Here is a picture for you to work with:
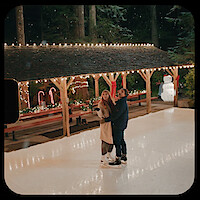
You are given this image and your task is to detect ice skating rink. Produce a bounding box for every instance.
[4,108,195,195]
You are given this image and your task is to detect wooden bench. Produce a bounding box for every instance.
[4,110,93,141]
[20,101,95,122]
[127,93,145,100]
[127,96,158,106]
[20,103,89,121]
[19,94,143,121]
[20,107,63,120]
[5,96,158,141]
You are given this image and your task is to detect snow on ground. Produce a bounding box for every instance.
[4,107,195,195]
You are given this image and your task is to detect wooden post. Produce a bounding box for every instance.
[59,84,67,136]
[18,82,21,113]
[121,72,127,89]
[145,70,151,114]
[50,77,74,137]
[94,75,99,98]
[173,68,178,107]
[166,67,179,107]
[109,73,114,97]
[138,69,154,114]
[60,78,70,137]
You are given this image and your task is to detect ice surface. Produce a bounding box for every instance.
[4,108,195,195]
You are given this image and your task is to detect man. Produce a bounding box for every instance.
[105,88,129,165]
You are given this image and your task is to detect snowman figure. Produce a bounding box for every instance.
[161,75,175,102]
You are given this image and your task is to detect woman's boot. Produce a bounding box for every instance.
[106,152,115,162]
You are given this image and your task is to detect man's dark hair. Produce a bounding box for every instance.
[122,88,128,97]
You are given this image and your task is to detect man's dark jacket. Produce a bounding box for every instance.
[111,96,128,130]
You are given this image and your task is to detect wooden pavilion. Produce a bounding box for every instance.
[4,43,194,137]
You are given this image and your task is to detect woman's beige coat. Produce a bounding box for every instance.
[97,101,113,144]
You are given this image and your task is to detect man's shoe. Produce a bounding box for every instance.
[109,157,121,165]
[121,154,127,164]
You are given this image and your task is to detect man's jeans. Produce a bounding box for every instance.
[112,125,127,157]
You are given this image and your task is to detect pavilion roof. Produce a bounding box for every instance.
[4,43,175,81]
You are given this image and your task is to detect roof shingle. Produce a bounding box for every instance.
[4,45,175,81]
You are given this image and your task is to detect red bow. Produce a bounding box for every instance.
[176,75,180,88]
[111,81,117,98]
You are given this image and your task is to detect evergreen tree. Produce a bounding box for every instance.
[165,6,194,64]
[96,5,133,42]
[165,6,195,102]
[41,5,76,43]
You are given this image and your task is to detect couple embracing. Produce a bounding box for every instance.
[95,88,128,166]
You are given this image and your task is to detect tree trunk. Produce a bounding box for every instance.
[74,5,85,40]
[151,5,159,47]
[40,6,44,42]
[15,5,25,45]
[88,5,97,42]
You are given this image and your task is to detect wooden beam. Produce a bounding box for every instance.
[121,72,127,89]
[50,78,62,91]
[138,71,146,81]
[62,78,70,137]
[59,78,67,137]
[138,69,152,113]
[18,83,21,112]
[108,72,114,82]
[94,75,100,97]
[114,73,120,81]
[145,69,151,114]
[139,69,153,113]
[50,77,70,137]
[66,77,74,89]
[56,78,61,86]
[166,68,174,78]
[102,73,112,87]
[170,68,175,75]
[150,69,154,78]
[173,68,178,107]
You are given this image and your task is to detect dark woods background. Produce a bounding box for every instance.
[4,5,195,103]
[4,5,194,51]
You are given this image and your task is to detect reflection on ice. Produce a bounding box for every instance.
[4,108,194,195]
[5,138,194,194]
[165,107,174,113]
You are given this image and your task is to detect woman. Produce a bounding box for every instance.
[96,90,115,165]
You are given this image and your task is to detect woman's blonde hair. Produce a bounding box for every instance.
[100,90,115,110]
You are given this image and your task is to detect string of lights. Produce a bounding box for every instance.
[4,42,155,47]
[17,64,194,86]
